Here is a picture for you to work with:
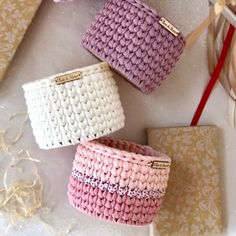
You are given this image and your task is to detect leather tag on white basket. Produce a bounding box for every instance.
[147,125,224,236]
[55,70,81,85]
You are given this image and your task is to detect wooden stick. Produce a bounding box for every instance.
[209,0,236,28]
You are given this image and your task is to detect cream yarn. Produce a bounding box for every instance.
[22,62,125,149]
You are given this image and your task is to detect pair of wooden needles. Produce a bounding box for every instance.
[209,0,236,27]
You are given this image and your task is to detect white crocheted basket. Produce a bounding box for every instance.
[22,62,125,149]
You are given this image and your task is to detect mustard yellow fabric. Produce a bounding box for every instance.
[148,126,223,236]
[0,0,41,82]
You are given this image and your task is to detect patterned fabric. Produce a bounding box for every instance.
[147,126,224,236]
[82,0,185,94]
[23,62,125,149]
[68,137,171,225]
[0,0,41,82]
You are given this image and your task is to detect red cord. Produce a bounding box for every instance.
[191,24,235,126]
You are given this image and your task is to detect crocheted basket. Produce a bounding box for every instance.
[22,62,125,149]
[82,0,185,94]
[68,138,171,225]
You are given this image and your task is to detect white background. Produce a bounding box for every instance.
[0,0,235,235]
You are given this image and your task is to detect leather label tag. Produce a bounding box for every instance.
[151,161,171,169]
[159,17,180,37]
[55,71,81,85]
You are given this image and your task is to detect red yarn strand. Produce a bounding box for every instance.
[191,24,235,126]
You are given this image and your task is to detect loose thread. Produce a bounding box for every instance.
[0,112,43,234]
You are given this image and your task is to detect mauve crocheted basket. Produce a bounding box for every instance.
[22,62,125,149]
[68,138,171,225]
[82,0,185,94]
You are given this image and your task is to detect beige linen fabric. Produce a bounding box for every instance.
[148,126,223,236]
[0,0,41,82]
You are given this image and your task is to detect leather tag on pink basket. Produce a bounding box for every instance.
[147,125,224,236]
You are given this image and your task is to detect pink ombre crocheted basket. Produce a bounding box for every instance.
[82,0,185,94]
[68,138,171,225]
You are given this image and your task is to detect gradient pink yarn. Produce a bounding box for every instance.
[82,0,185,94]
[68,177,164,225]
[68,138,171,225]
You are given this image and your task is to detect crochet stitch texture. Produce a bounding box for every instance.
[68,138,171,225]
[22,63,125,149]
[82,0,185,94]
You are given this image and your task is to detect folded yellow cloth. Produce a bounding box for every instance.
[148,126,224,236]
[0,0,42,82]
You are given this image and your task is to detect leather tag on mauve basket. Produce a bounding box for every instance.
[147,125,224,236]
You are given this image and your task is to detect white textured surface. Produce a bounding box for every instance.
[23,62,125,149]
[0,0,235,235]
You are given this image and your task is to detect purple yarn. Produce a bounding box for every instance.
[82,0,186,94]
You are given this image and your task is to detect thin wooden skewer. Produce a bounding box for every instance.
[209,0,236,28]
